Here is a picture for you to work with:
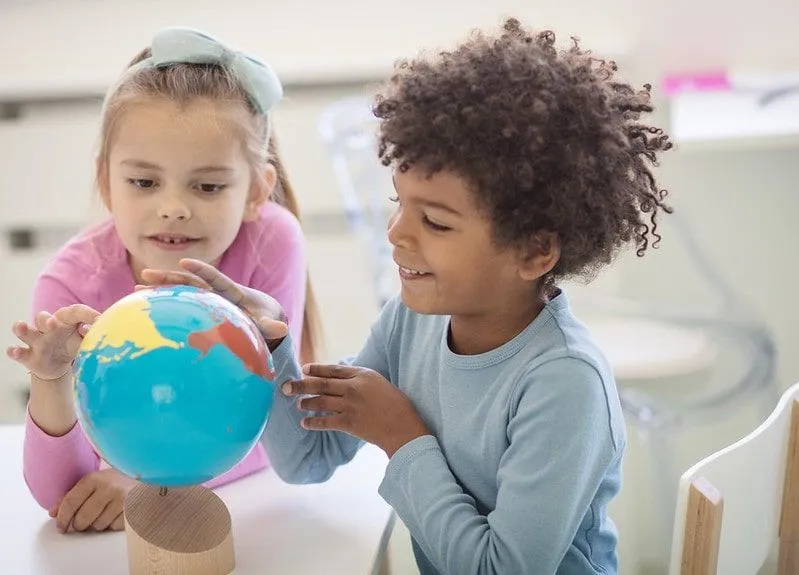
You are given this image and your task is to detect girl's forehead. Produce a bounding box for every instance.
[109,99,252,162]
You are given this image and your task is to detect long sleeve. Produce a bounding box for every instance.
[378,357,622,575]
[24,276,101,510]
[262,299,397,484]
[23,409,101,510]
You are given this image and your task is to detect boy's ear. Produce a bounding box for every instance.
[243,164,277,222]
[518,232,560,282]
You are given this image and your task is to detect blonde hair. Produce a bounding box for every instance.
[96,47,322,363]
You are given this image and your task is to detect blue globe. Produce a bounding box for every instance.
[72,285,276,487]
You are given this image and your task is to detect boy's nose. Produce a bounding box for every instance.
[387,210,412,249]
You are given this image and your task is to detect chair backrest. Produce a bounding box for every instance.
[668,381,799,574]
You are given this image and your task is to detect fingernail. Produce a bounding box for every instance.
[302,364,310,374]
[282,383,292,395]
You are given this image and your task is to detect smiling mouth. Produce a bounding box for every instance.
[398,266,432,278]
[148,234,200,246]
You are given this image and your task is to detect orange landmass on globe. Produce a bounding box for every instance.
[188,320,275,379]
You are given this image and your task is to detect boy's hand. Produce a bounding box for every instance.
[7,305,99,380]
[283,364,430,458]
[139,258,288,348]
[50,468,137,533]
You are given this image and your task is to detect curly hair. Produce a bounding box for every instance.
[373,17,673,291]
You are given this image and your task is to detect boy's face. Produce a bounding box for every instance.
[388,167,534,320]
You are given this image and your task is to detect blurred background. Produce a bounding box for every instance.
[1,0,797,573]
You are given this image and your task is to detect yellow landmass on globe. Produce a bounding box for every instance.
[81,297,182,362]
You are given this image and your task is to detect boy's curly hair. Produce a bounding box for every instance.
[373,17,673,291]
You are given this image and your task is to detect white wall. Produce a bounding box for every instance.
[1,0,798,100]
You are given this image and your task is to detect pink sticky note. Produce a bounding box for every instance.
[662,72,731,96]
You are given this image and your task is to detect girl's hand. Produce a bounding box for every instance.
[7,305,99,381]
[283,364,431,458]
[50,468,137,533]
[139,258,289,347]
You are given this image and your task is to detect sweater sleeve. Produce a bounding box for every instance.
[378,357,621,575]
[262,298,398,484]
[24,275,101,510]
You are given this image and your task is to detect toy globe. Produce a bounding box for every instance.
[73,284,276,575]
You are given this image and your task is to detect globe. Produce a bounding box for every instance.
[72,284,276,487]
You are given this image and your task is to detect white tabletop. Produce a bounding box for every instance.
[0,424,393,574]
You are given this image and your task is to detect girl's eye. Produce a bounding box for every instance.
[389,195,400,204]
[422,216,451,232]
[128,178,156,189]
[197,183,226,194]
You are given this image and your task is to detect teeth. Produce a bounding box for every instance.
[400,267,426,275]
[156,235,189,244]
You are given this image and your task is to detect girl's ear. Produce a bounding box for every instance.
[243,164,277,222]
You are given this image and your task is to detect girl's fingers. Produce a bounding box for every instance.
[6,345,31,365]
[52,305,100,328]
[33,312,52,332]
[110,513,125,531]
[12,321,40,347]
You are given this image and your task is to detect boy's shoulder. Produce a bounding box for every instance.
[519,292,626,450]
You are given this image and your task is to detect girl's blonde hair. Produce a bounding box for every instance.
[95,47,322,363]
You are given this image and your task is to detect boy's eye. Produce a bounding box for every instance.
[197,183,226,194]
[389,195,400,203]
[423,216,451,232]
[128,178,156,189]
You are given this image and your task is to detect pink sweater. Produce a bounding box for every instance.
[24,202,307,510]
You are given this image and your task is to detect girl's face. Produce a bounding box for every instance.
[101,97,272,282]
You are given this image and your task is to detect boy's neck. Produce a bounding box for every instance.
[448,296,546,356]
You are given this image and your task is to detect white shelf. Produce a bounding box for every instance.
[668,78,799,152]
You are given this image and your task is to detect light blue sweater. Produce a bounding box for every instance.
[263,291,626,574]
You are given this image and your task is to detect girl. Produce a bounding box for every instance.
[7,27,320,533]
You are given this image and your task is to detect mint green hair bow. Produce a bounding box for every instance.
[125,26,283,116]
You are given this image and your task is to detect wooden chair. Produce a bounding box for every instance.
[669,381,799,574]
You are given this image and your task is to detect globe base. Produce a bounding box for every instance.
[124,483,235,575]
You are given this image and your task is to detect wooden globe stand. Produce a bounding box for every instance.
[123,483,235,575]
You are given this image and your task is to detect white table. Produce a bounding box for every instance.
[0,424,394,574]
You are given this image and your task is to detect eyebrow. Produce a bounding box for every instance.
[391,175,463,217]
[120,159,235,174]
[417,199,463,217]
